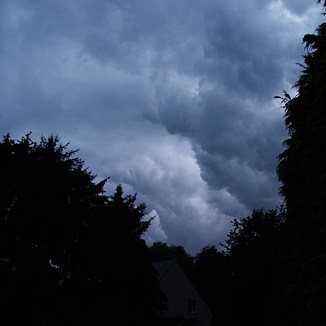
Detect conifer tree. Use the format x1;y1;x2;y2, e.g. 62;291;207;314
274;3;326;323
0;133;159;325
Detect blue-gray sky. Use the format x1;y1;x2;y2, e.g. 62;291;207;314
1;0;324;254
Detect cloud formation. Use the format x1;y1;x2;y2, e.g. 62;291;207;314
0;0;324;253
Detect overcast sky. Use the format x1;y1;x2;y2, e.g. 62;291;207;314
1;0;324;254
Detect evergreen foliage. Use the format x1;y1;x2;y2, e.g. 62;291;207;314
0;133;159;325
274;5;326;324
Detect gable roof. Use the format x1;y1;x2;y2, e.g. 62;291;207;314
153;259;176;280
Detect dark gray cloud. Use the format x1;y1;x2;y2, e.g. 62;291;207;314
0;0;324;254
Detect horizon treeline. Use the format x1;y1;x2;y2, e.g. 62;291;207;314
1;2;326;325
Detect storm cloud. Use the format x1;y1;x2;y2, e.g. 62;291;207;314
0;0;324;253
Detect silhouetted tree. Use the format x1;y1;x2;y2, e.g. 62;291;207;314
0;133;159;325
223;209;285;326
0;133;96;323
273;7;326;323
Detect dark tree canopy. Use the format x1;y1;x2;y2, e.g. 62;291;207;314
222;209;285;326
0;133;159;326
277;22;326;226
274;12;326;325
276;22;326;246
223;209;285;256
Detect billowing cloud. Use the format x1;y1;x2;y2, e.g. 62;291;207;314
0;0;324;253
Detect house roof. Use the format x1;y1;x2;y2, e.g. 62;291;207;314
153;259;176;280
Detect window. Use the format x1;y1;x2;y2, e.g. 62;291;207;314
188;299;197;313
